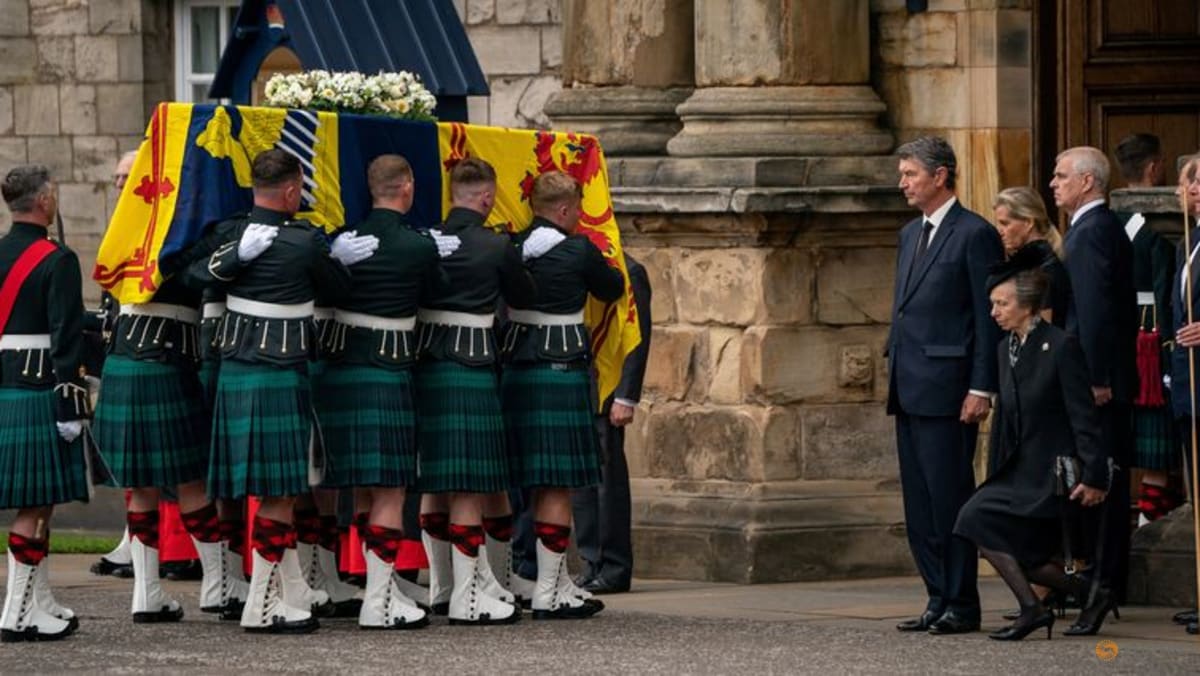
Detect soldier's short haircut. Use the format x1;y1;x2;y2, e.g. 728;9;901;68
449;157;496;189
251;149;302;188
896;136;958;190
2;165;52;213
367;154;413;198
530;171;582;213
1114;133;1161;181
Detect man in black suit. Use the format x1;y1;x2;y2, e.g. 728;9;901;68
888;136;1004;635
1053;146;1137;619
572;253;651;594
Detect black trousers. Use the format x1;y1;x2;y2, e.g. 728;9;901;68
570;418;633;585
895;411;980;618
1088;402;1132;602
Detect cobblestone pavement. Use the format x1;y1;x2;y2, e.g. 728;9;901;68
3;556;1196;674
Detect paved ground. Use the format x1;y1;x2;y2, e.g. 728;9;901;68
4;555;1197;674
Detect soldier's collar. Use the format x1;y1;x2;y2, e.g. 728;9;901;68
247;205;292;225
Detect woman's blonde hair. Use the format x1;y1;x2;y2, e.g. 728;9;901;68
993;186;1063;258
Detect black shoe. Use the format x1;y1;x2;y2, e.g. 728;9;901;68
90;557;133;578
1;620;77;643
532;600;603;620
133;605;185;624
161;560;203;581
1187;622;1198;635
896;609;940;632
582;576;630;595
989;608;1054;641
1173;608;1198;625
1063;587;1114;636
329;598;363;618
219;599;246;621
928;611;980;635
244;615;320;634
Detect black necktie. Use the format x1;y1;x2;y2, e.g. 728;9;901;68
916;220;934;260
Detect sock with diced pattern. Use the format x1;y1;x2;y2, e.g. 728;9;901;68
127;510;160;548
419;512;450;541
181;503;221;543
251;515;294;564
534;521;571;554
7;533;47;566
362;524;403;564
448;523;484;557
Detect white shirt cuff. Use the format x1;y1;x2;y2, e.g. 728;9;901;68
968;389;994;399
613;398;638;408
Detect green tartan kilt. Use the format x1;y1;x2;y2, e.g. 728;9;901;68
93;355;209;488
501;364;601;489
1133;404;1178;471
415;360;509;493
198;357;219;413
208;360;314;500
0;387;89;509
319;365;417;488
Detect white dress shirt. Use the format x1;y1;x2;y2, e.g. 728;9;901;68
1070;198;1106;227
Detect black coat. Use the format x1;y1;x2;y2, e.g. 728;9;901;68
984;321;1107;519
1063;204;1138;402
1014;240;1072;329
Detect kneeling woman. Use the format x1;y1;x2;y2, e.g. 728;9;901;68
502;171;624;619
954;263;1110;640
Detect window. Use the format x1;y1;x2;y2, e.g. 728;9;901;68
174;0;242;103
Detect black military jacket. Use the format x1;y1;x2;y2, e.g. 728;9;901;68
327;208;440;370
501;218;624;364
0;222;90;420
193;206;352;367
418;207;536;366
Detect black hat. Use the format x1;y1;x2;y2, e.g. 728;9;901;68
985;243;1045;293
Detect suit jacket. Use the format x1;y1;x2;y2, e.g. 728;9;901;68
887;200;1004;417
1171;226;1200;419
985;322;1106;518
1063;204;1138;401
605;253;651;413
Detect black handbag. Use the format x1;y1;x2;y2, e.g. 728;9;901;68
1054;455;1083;496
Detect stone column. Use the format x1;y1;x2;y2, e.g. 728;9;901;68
667;0;891;157
543;0;694;155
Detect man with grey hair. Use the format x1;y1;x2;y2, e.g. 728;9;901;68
0;165;92;641
887;136;1003;635
1051;145;1136;635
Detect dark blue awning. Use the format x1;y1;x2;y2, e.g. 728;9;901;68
209;0;488;119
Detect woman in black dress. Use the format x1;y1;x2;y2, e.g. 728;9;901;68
954;266;1110;641
992;187;1072;327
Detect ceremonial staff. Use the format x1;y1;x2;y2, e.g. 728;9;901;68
1183;178;1200;633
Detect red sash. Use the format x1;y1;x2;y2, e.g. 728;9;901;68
0;239;56;337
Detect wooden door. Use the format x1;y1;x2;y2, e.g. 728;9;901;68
1036;0;1200;197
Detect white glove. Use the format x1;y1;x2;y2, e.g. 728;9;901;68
57;420;83;443
428;228;461;258
522;226;566;261
237;222;279;262
331;230;380;266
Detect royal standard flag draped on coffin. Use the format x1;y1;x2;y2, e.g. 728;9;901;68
94;102;641;408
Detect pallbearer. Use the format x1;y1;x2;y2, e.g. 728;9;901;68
415;158;535;625
501;172;623;618
322;154;454;629
202;149;371;633
0;166;90;642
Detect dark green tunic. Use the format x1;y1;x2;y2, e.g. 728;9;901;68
201;206;353;499
321;208;440;488
0;222;89;508
501;218;624;489
415;207;536;493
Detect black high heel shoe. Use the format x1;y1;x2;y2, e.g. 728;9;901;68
990;608;1055;641
1004;591;1066;620
1063;586;1115;636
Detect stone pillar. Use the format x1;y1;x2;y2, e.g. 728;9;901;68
543;0;694;155
667;0;891;157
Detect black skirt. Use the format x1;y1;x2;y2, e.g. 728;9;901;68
953;485;1061;568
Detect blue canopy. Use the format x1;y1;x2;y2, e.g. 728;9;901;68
209;0;488;122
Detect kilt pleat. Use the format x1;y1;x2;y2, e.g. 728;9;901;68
93;355;209;488
415;360;508;493
208;360;314;500
0;387;89;509
1133;405;1178;470
198;358;219;414
318;365;417;488
501;364;601;489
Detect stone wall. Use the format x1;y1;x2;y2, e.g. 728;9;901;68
452;0;563;128
871;0;1034;215
0;0;163;305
